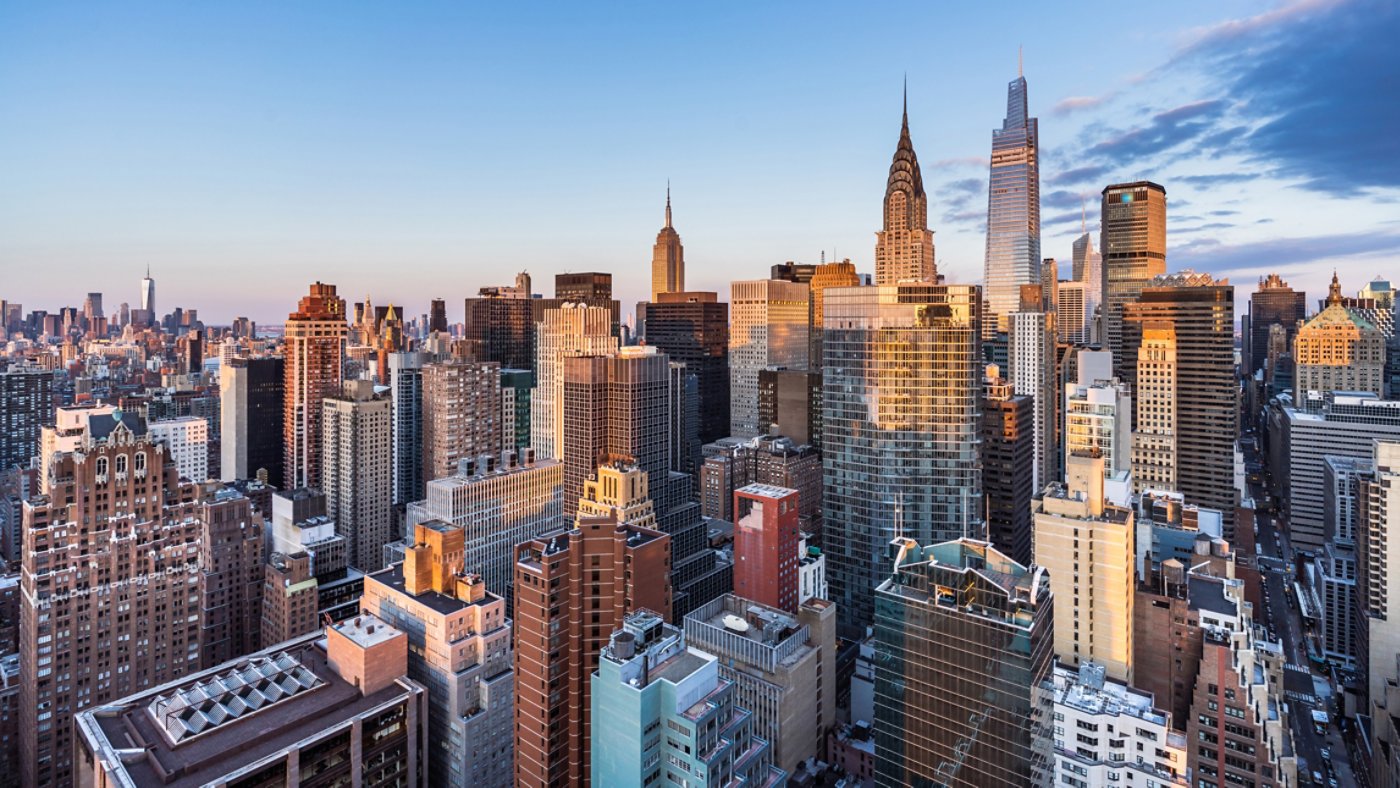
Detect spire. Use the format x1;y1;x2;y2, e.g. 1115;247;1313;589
1018;45;1023;78
1081;195;1086;235
886;78;924;199
1327;270;1343;306
665;181;672;229
145;263;151;278
902;73;908;128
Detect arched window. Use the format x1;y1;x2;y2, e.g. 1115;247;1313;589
116;454;128;475
95;457;109;478
135;452;147;473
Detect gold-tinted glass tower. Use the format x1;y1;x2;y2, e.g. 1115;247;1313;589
1101;181;1167;380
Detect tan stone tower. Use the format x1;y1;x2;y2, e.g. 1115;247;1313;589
650;185;685;299
874;84;936;285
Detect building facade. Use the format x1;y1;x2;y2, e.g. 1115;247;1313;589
729;279;810;438
651;189;685;300
733;484;801;614
0;366;52;472
874;92;936;285
322;379;393;571
1100;182;1167;381
283;281;347;491
1248;273;1307;380
219;355;285;488
982;71;1041;337
422;360;503;484
639;291;730;444
532;303;618;459
147;415;210;483
982;372;1035;566
1295;272;1387;400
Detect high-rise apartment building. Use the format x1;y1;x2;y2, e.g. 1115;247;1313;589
1295;272;1387;399
874;91;935;285
404;449;562;609
1056;279;1089;344
874;538;1053;787
733;484;801;614
533;303;618;459
0;366;52;471
823;284;983;637
20;425;201;787
683;595;837;776
729;279;810;438
261;550;319;646
982;71;1041;337
362;521;515;788
513;513;672;787
1247;273;1306;380
592;610;786;786
1186;626;1297;788
75;620;429;788
422;360;503;483
1319;455;1367;668
1065;369;1132;477
387;350;429;506
1101;182;1167;380
220;356;285;488
651;188;685;300
463;273;536;373
500;367;533;450
1051;662;1188;787
638;291;730;444
1011;287;1059;490
1124;272;1237;534
196;489;264;668
1364;441;1400;703
322;379;392;571
283;282;347;490
1131;323;1179;492
1035;450;1135;682
148;415;209;483
982;371;1035;566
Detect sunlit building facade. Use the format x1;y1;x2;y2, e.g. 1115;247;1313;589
982;72;1041;337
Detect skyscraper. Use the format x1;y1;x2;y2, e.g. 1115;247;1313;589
463;273;536;373
533;303;618;459
638;291;730;444
1010;286;1059;490
1056;279;1088;344
733;484;801;614
140;264;155;325
422;360;503;483
982;69;1041;337
807;258;861;367
874;538;1053;787
513;513;672;787
220;356;285;488
874;88;936;285
283;282;347;490
823;284;983;637
362;522;515;788
322;379;393;571
388;350;429;506
1123;272;1237;536
1034;450;1135;682
195;489;265;668
982;370;1035;566
428;297;448;333
1130;323;1179;492
1101;181;1167;380
729;279;809;438
1295;272;1387;400
1247;273;1306;380
1072;223;1103;340
0;366;52;471
1065;371;1133;477
651;187;685;300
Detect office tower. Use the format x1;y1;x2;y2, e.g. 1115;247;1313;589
429;297;447;333
756;368;822;447
683;595;836;775
1034;450;1135;682
982;70;1041;337
283;282;347;490
1295;272;1387;399
1131;323;1179;492
577;462;659;527
533;303;618;458
1247;273;1306;380
140;264;155;324
0;366;52;470
553;271;621;333
1056;280;1088;344
874;89;935;285
638;291;730;444
771;261;818;284
220;356;286;487
1041;258;1058;315
1071;221;1103;320
733;484;801;613
1065;371;1132;477
75;620;429;788
982;370;1035;566
729;279;810;437
667;360;701;480
1364;441;1400;702
500;367;532;450
1124;272;1237;534
592;610;785;786
194;489;264;669
387;351;428;506
1051;663;1187;785
1266;393;1400;551
82;291;103;325
1318;455;1368;668
19;427;202;787
322;380;392;571
404;449;563;611
422;360;503;483
808;258;861;366
874;538;1053;787
147;415;210;482
650;188;686;300
463;272;537;373
1186;626;1296;787
823;284;983;637
513;513;672;787
362;522;515;788
1101;181;1167;380
1011;286;1059;489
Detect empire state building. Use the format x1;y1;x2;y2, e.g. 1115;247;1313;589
874;87;936;285
650;187;684;300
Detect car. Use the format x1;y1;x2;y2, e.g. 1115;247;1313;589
1313;771;1324;784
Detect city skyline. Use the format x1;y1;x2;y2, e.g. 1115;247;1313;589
3;1;1396;323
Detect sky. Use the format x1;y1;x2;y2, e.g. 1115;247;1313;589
2;0;1397;326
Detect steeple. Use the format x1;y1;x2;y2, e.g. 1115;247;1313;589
1327;270;1344;306
902;72;908;128
665;182;672;229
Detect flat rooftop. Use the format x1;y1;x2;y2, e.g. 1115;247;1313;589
331;613;402;648
365;564;481;615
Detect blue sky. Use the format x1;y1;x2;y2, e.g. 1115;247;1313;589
2;0;1397;325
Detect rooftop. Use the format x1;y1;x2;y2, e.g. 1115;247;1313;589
366;564;483;615
1053;662;1167;727
735;483;797;500
330;613;401;649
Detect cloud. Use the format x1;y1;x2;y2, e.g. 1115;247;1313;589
1047;165;1109;187
1052;95;1109;116
929;156;988;170
945;178;983;195
1175;173;1261;187
1086;100;1229;162
1175;227;1400;272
